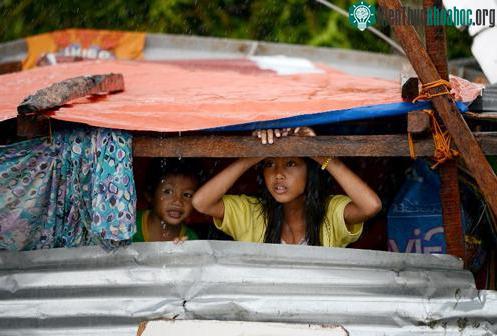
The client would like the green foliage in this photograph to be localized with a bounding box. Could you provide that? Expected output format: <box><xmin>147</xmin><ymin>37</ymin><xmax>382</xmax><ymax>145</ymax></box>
<box><xmin>445</xmin><ymin>26</ymin><xmax>473</xmax><ymax>59</ymax></box>
<box><xmin>0</xmin><ymin>0</ymin><xmax>471</xmax><ymax>59</ymax></box>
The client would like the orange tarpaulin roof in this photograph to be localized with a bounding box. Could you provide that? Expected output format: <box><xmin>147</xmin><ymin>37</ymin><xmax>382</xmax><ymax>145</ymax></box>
<box><xmin>0</xmin><ymin>59</ymin><xmax>402</xmax><ymax>132</ymax></box>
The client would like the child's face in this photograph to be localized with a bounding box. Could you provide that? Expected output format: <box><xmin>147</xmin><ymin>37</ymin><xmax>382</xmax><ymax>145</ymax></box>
<box><xmin>262</xmin><ymin>157</ymin><xmax>307</xmax><ymax>204</ymax></box>
<box><xmin>152</xmin><ymin>174</ymin><xmax>198</xmax><ymax>226</ymax></box>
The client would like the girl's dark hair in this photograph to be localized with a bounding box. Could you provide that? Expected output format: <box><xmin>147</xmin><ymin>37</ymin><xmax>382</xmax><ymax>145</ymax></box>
<box><xmin>146</xmin><ymin>158</ymin><xmax>202</xmax><ymax>193</ymax></box>
<box><xmin>257</xmin><ymin>158</ymin><xmax>330</xmax><ymax>246</ymax></box>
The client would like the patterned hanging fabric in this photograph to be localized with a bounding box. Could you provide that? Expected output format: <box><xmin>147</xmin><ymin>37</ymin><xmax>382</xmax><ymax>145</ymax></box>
<box><xmin>0</xmin><ymin>127</ymin><xmax>136</xmax><ymax>251</ymax></box>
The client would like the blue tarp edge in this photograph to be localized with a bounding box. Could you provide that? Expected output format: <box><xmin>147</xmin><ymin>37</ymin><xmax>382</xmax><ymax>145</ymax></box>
<box><xmin>209</xmin><ymin>101</ymin><xmax>468</xmax><ymax>131</ymax></box>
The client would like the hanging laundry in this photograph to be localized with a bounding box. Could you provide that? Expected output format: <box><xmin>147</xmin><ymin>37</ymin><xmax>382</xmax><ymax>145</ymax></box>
<box><xmin>0</xmin><ymin>127</ymin><xmax>136</xmax><ymax>251</ymax></box>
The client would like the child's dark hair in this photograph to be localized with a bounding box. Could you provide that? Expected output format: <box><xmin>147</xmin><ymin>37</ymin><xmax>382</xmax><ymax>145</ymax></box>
<box><xmin>147</xmin><ymin>158</ymin><xmax>202</xmax><ymax>194</ymax></box>
<box><xmin>256</xmin><ymin>158</ymin><xmax>330</xmax><ymax>246</ymax></box>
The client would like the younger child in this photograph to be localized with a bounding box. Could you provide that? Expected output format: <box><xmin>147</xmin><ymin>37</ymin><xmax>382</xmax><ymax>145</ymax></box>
<box><xmin>133</xmin><ymin>159</ymin><xmax>199</xmax><ymax>243</ymax></box>
<box><xmin>192</xmin><ymin>128</ymin><xmax>381</xmax><ymax>247</ymax></box>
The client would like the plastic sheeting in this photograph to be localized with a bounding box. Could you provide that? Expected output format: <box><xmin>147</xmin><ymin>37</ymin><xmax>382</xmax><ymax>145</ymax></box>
<box><xmin>0</xmin><ymin>241</ymin><xmax>496</xmax><ymax>336</ymax></box>
<box><xmin>0</xmin><ymin>59</ymin><xmax>433</xmax><ymax>132</ymax></box>
<box><xmin>22</xmin><ymin>29</ymin><xmax>146</xmax><ymax>70</ymax></box>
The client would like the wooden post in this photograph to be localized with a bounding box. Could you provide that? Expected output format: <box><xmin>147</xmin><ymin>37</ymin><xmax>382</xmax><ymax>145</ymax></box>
<box><xmin>377</xmin><ymin>0</ymin><xmax>497</xmax><ymax>230</ymax></box>
<box><xmin>407</xmin><ymin>110</ymin><xmax>430</xmax><ymax>134</ymax></box>
<box><xmin>423</xmin><ymin>0</ymin><xmax>448</xmax><ymax>80</ymax></box>
<box><xmin>423</xmin><ymin>0</ymin><xmax>465</xmax><ymax>260</ymax></box>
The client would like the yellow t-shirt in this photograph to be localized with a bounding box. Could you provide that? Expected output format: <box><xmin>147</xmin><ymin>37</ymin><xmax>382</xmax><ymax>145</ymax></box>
<box><xmin>213</xmin><ymin>194</ymin><xmax>363</xmax><ymax>247</ymax></box>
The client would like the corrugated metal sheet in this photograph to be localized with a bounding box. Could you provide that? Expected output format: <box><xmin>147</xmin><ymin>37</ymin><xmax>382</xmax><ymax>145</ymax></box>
<box><xmin>0</xmin><ymin>33</ymin><xmax>405</xmax><ymax>80</ymax></box>
<box><xmin>139</xmin><ymin>320</ymin><xmax>348</xmax><ymax>336</ymax></box>
<box><xmin>469</xmin><ymin>83</ymin><xmax>497</xmax><ymax>113</ymax></box>
<box><xmin>1</xmin><ymin>241</ymin><xmax>496</xmax><ymax>336</ymax></box>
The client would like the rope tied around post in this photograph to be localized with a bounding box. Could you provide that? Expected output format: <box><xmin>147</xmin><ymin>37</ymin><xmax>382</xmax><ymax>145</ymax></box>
<box><xmin>408</xmin><ymin>109</ymin><xmax>459</xmax><ymax>168</ymax></box>
<box><xmin>409</xmin><ymin>79</ymin><xmax>458</xmax><ymax>167</ymax></box>
<box><xmin>412</xmin><ymin>79</ymin><xmax>453</xmax><ymax>103</ymax></box>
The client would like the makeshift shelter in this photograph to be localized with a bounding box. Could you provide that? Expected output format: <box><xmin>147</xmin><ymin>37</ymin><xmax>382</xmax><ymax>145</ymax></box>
<box><xmin>1</xmin><ymin>25</ymin><xmax>497</xmax><ymax>335</ymax></box>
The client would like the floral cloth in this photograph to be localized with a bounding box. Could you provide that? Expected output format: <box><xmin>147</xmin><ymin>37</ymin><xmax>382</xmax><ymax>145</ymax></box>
<box><xmin>0</xmin><ymin>127</ymin><xmax>136</xmax><ymax>251</ymax></box>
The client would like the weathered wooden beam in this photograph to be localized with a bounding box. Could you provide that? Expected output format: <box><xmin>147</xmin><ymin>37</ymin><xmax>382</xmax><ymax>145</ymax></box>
<box><xmin>424</xmin><ymin>0</ymin><xmax>464</xmax><ymax>261</ymax></box>
<box><xmin>132</xmin><ymin>133</ymin><xmax>497</xmax><ymax>158</ymax></box>
<box><xmin>439</xmin><ymin>160</ymin><xmax>465</xmax><ymax>258</ymax></box>
<box><xmin>408</xmin><ymin>110</ymin><xmax>430</xmax><ymax>134</ymax></box>
<box><xmin>424</xmin><ymin>0</ymin><xmax>449</xmax><ymax>80</ymax></box>
<box><xmin>378</xmin><ymin>0</ymin><xmax>497</xmax><ymax>220</ymax></box>
<box><xmin>17</xmin><ymin>115</ymin><xmax>50</xmax><ymax>138</ymax></box>
<box><xmin>0</xmin><ymin>60</ymin><xmax>22</xmax><ymax>75</ymax></box>
<box><xmin>17</xmin><ymin>73</ymin><xmax>124</xmax><ymax>114</ymax></box>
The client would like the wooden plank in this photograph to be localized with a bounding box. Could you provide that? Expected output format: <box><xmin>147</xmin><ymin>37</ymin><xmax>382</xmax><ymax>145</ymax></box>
<box><xmin>132</xmin><ymin>133</ymin><xmax>497</xmax><ymax>157</ymax></box>
<box><xmin>465</xmin><ymin>112</ymin><xmax>497</xmax><ymax>121</ymax></box>
<box><xmin>378</xmin><ymin>0</ymin><xmax>497</xmax><ymax>221</ymax></box>
<box><xmin>17</xmin><ymin>73</ymin><xmax>124</xmax><ymax>114</ymax></box>
<box><xmin>424</xmin><ymin>0</ymin><xmax>464</xmax><ymax>261</ymax></box>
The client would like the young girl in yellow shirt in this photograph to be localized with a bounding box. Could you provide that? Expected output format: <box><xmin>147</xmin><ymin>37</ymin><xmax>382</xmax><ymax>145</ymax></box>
<box><xmin>193</xmin><ymin>127</ymin><xmax>381</xmax><ymax>247</ymax></box>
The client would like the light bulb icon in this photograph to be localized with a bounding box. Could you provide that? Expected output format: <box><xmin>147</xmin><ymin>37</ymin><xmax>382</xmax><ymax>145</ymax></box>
<box><xmin>354</xmin><ymin>4</ymin><xmax>371</xmax><ymax>31</ymax></box>
<box><xmin>349</xmin><ymin>1</ymin><xmax>375</xmax><ymax>31</ymax></box>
